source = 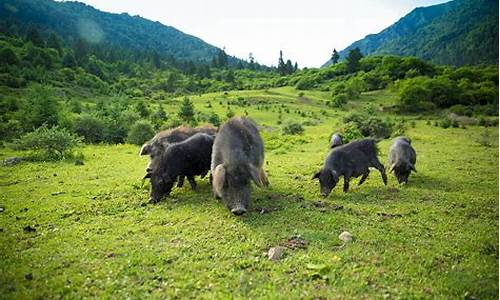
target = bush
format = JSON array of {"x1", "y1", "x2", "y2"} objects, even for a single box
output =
[
  {"x1": 343, "y1": 112, "x2": 393, "y2": 139},
  {"x1": 295, "y1": 77, "x2": 316, "y2": 90},
  {"x1": 332, "y1": 93, "x2": 348, "y2": 108},
  {"x1": 339, "y1": 122, "x2": 363, "y2": 143},
  {"x1": 207, "y1": 112, "x2": 221, "y2": 127},
  {"x1": 73, "y1": 114, "x2": 105, "y2": 143},
  {"x1": 282, "y1": 122, "x2": 304, "y2": 135},
  {"x1": 10, "y1": 125, "x2": 82, "y2": 160},
  {"x1": 126, "y1": 120, "x2": 155, "y2": 145}
]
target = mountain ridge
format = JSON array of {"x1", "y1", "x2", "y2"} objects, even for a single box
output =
[{"x1": 323, "y1": 0, "x2": 499, "y2": 67}]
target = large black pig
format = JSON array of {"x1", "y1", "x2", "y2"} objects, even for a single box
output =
[{"x1": 211, "y1": 117, "x2": 269, "y2": 215}]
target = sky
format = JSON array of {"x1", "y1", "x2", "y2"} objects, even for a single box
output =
[{"x1": 74, "y1": 0, "x2": 450, "y2": 67}]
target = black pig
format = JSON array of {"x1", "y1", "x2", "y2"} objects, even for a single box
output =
[
  {"x1": 211, "y1": 117, "x2": 269, "y2": 215},
  {"x1": 147, "y1": 133, "x2": 214, "y2": 203},
  {"x1": 388, "y1": 136, "x2": 417, "y2": 184},
  {"x1": 313, "y1": 139, "x2": 387, "y2": 196}
]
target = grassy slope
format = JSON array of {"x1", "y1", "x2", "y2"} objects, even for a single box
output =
[{"x1": 0, "y1": 88, "x2": 498, "y2": 299}]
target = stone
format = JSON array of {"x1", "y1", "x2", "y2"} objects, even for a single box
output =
[
  {"x1": 267, "y1": 246, "x2": 286, "y2": 261},
  {"x1": 339, "y1": 231, "x2": 353, "y2": 243}
]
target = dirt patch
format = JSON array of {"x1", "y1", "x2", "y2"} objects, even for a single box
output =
[
  {"x1": 311, "y1": 201, "x2": 344, "y2": 212},
  {"x1": 280, "y1": 235, "x2": 308, "y2": 250},
  {"x1": 297, "y1": 96, "x2": 312, "y2": 105}
]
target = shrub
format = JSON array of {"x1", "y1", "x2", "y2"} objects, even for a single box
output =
[
  {"x1": 295, "y1": 77, "x2": 316, "y2": 90},
  {"x1": 207, "y1": 112, "x2": 221, "y2": 127},
  {"x1": 332, "y1": 93, "x2": 348, "y2": 108},
  {"x1": 73, "y1": 114, "x2": 105, "y2": 143},
  {"x1": 282, "y1": 122, "x2": 304, "y2": 135},
  {"x1": 10, "y1": 125, "x2": 82, "y2": 160},
  {"x1": 126, "y1": 120, "x2": 155, "y2": 145},
  {"x1": 339, "y1": 122, "x2": 363, "y2": 143},
  {"x1": 343, "y1": 112, "x2": 393, "y2": 139}
]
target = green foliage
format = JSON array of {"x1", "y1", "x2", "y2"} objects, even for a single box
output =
[
  {"x1": 346, "y1": 47, "x2": 363, "y2": 73},
  {"x1": 207, "y1": 111, "x2": 221, "y2": 127},
  {"x1": 282, "y1": 122, "x2": 304, "y2": 135},
  {"x1": 332, "y1": 93, "x2": 348, "y2": 108},
  {"x1": 339, "y1": 122, "x2": 363, "y2": 143},
  {"x1": 327, "y1": 0, "x2": 499, "y2": 66},
  {"x1": 73, "y1": 114, "x2": 105, "y2": 143},
  {"x1": 126, "y1": 120, "x2": 155, "y2": 145},
  {"x1": 10, "y1": 125, "x2": 82, "y2": 160},
  {"x1": 343, "y1": 112, "x2": 393, "y2": 139},
  {"x1": 19, "y1": 85, "x2": 60, "y2": 130},
  {"x1": 0, "y1": 47, "x2": 19, "y2": 65},
  {"x1": 178, "y1": 97, "x2": 195, "y2": 124}
]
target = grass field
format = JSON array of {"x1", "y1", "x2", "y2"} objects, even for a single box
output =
[{"x1": 0, "y1": 88, "x2": 498, "y2": 299}]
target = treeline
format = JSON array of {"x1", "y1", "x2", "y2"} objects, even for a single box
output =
[{"x1": 286, "y1": 49, "x2": 498, "y2": 114}]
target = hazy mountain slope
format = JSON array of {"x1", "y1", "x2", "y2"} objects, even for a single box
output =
[{"x1": 324, "y1": 0, "x2": 498, "y2": 66}]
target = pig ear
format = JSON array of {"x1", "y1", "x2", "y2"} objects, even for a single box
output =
[
  {"x1": 139, "y1": 143, "x2": 151, "y2": 156},
  {"x1": 410, "y1": 163, "x2": 417, "y2": 172},
  {"x1": 312, "y1": 171, "x2": 320, "y2": 180},
  {"x1": 330, "y1": 169, "x2": 339, "y2": 180},
  {"x1": 248, "y1": 164, "x2": 269, "y2": 187},
  {"x1": 212, "y1": 164, "x2": 226, "y2": 196},
  {"x1": 143, "y1": 173, "x2": 151, "y2": 179}
]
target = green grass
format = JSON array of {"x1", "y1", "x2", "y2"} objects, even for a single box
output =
[{"x1": 0, "y1": 88, "x2": 498, "y2": 299}]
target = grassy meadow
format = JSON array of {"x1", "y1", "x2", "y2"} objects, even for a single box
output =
[{"x1": 0, "y1": 88, "x2": 498, "y2": 299}]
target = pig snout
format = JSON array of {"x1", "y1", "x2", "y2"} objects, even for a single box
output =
[{"x1": 231, "y1": 205, "x2": 247, "y2": 215}]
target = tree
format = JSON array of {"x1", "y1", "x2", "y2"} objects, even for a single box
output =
[
  {"x1": 178, "y1": 97, "x2": 195, "y2": 123},
  {"x1": 135, "y1": 101, "x2": 150, "y2": 118},
  {"x1": 0, "y1": 48, "x2": 18, "y2": 65},
  {"x1": 248, "y1": 52, "x2": 255, "y2": 70},
  {"x1": 21, "y1": 85, "x2": 59, "y2": 130},
  {"x1": 278, "y1": 50, "x2": 286, "y2": 76},
  {"x1": 285, "y1": 59, "x2": 294, "y2": 75},
  {"x1": 26, "y1": 25, "x2": 44, "y2": 47},
  {"x1": 47, "y1": 33, "x2": 63, "y2": 56},
  {"x1": 346, "y1": 47, "x2": 363, "y2": 73},
  {"x1": 331, "y1": 48, "x2": 340, "y2": 65},
  {"x1": 62, "y1": 51, "x2": 77, "y2": 68}
]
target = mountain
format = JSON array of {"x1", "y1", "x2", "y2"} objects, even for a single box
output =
[
  {"x1": 0, "y1": 0, "x2": 242, "y2": 64},
  {"x1": 324, "y1": 0, "x2": 499, "y2": 67}
]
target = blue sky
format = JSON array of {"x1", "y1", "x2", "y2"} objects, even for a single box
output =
[{"x1": 74, "y1": 0, "x2": 450, "y2": 67}]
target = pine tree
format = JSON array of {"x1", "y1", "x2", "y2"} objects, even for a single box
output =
[
  {"x1": 26, "y1": 25, "x2": 44, "y2": 47},
  {"x1": 47, "y1": 33, "x2": 63, "y2": 56},
  {"x1": 346, "y1": 47, "x2": 363, "y2": 73},
  {"x1": 278, "y1": 50, "x2": 286, "y2": 75},
  {"x1": 331, "y1": 48, "x2": 340, "y2": 65},
  {"x1": 285, "y1": 59, "x2": 294, "y2": 75},
  {"x1": 178, "y1": 97, "x2": 195, "y2": 123}
]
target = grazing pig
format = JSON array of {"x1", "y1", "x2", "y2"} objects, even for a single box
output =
[
  {"x1": 211, "y1": 117, "x2": 269, "y2": 215},
  {"x1": 330, "y1": 133, "x2": 343, "y2": 148},
  {"x1": 313, "y1": 139, "x2": 387, "y2": 197},
  {"x1": 140, "y1": 125, "x2": 217, "y2": 186},
  {"x1": 147, "y1": 133, "x2": 214, "y2": 203},
  {"x1": 388, "y1": 136, "x2": 417, "y2": 184}
]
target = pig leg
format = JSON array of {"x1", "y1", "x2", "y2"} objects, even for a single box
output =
[
  {"x1": 371, "y1": 159, "x2": 388, "y2": 185},
  {"x1": 187, "y1": 176, "x2": 197, "y2": 191},
  {"x1": 343, "y1": 176, "x2": 350, "y2": 192},
  {"x1": 358, "y1": 170, "x2": 370, "y2": 186},
  {"x1": 177, "y1": 175, "x2": 185, "y2": 187}
]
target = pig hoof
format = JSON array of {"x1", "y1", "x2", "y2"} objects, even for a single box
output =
[{"x1": 231, "y1": 208, "x2": 247, "y2": 215}]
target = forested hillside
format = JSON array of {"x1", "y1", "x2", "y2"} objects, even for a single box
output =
[
  {"x1": 324, "y1": 0, "x2": 499, "y2": 66},
  {"x1": 0, "y1": 0, "x2": 250, "y2": 65}
]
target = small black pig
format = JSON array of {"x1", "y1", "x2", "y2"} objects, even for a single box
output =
[
  {"x1": 388, "y1": 136, "x2": 417, "y2": 184},
  {"x1": 313, "y1": 139, "x2": 387, "y2": 196}
]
